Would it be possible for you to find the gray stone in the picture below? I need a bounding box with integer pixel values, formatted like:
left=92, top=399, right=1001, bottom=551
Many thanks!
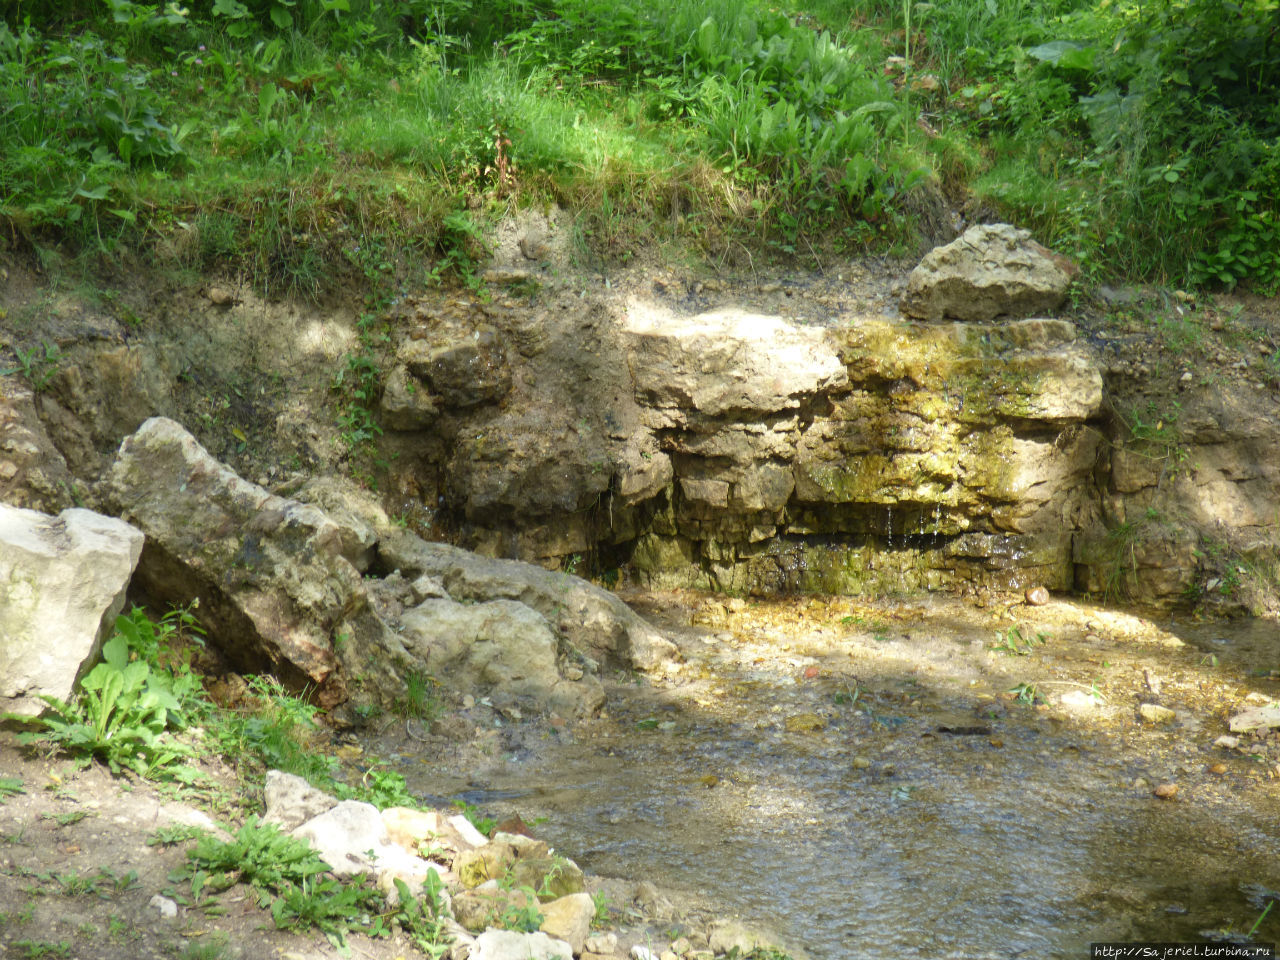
left=1138, top=703, right=1176, bottom=724
left=400, top=597, right=604, bottom=718
left=0, top=504, right=143, bottom=717
left=0, top=379, right=74, bottom=513
left=262, top=770, right=338, bottom=832
left=707, top=920, right=775, bottom=956
left=470, top=930, right=573, bottom=960
left=288, top=476, right=384, bottom=572
left=380, top=531, right=678, bottom=674
left=1229, top=706, right=1280, bottom=734
left=291, top=799, right=434, bottom=879
left=900, top=223, right=1076, bottom=321
left=380, top=364, right=439, bottom=431
left=399, top=325, right=511, bottom=409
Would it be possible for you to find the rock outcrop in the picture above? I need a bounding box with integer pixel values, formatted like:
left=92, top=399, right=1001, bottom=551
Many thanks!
left=899, top=223, right=1077, bottom=321
left=102, top=418, right=672, bottom=715
left=0, top=379, right=75, bottom=513
left=0, top=504, right=144, bottom=716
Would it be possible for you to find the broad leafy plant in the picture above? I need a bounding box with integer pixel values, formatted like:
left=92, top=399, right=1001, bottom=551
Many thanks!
left=16, top=631, right=189, bottom=777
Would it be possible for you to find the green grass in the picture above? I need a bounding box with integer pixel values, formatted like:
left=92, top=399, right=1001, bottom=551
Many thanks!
left=3, top=0, right=1278, bottom=298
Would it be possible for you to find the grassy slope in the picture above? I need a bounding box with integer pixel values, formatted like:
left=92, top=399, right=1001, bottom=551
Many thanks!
left=2, top=0, right=1279, bottom=296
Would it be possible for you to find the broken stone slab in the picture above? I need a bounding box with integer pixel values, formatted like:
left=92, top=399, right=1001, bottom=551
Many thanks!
left=379, top=530, right=678, bottom=673
left=624, top=307, right=849, bottom=423
left=105, top=417, right=364, bottom=706
left=900, top=223, right=1076, bottom=321
left=0, top=504, right=143, bottom=717
left=1229, top=705, right=1280, bottom=734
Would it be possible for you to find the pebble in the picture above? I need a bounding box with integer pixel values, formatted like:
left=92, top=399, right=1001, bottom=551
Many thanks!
left=632, top=947, right=659, bottom=960
left=1154, top=783, right=1179, bottom=800
left=1138, top=703, right=1176, bottom=724
left=1208, top=763, right=1227, bottom=775
left=149, top=894, right=178, bottom=919
left=1024, top=586, right=1050, bottom=606
left=852, top=756, right=871, bottom=770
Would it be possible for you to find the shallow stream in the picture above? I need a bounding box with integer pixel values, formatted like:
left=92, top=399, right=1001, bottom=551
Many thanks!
left=389, top=592, right=1280, bottom=959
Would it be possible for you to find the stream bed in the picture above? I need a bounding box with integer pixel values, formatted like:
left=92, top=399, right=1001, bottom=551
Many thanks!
left=378, top=592, right=1280, bottom=959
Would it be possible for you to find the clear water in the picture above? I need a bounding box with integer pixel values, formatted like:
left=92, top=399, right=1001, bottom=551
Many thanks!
left=396, top=599, right=1280, bottom=959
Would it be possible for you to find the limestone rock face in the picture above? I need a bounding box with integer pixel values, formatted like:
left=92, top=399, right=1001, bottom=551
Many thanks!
left=0, top=504, right=144, bottom=716
left=900, top=223, right=1076, bottom=321
left=0, top=379, right=74, bottom=513
left=105, top=417, right=361, bottom=704
left=626, top=308, right=848, bottom=424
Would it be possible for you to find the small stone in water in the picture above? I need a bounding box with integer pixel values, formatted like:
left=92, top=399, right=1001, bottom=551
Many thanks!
left=632, top=946, right=659, bottom=960
left=1139, top=703, right=1176, bottom=724
left=1154, top=782, right=1179, bottom=799
left=784, top=713, right=825, bottom=733
left=1025, top=586, right=1050, bottom=606
left=852, top=756, right=871, bottom=770
left=1208, top=763, right=1227, bottom=775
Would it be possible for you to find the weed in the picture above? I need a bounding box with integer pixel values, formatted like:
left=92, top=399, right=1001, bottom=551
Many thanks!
left=381, top=873, right=452, bottom=959
left=180, top=933, right=231, bottom=960
left=591, top=890, right=612, bottom=927
left=148, top=824, right=205, bottom=846
left=209, top=674, right=335, bottom=783
left=990, top=626, right=1047, bottom=657
left=396, top=669, right=440, bottom=722
left=0, top=776, right=24, bottom=801
left=41, top=810, right=91, bottom=827
left=1008, top=682, right=1043, bottom=705
left=832, top=684, right=860, bottom=708
left=1, top=341, right=62, bottom=391
left=335, top=765, right=417, bottom=811
left=13, top=627, right=194, bottom=779
left=452, top=799, right=497, bottom=837
left=179, top=816, right=330, bottom=896
left=11, top=942, right=71, bottom=960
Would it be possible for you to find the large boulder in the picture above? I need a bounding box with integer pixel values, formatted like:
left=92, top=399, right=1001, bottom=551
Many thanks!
left=400, top=597, right=605, bottom=719
left=105, top=417, right=363, bottom=705
left=900, top=223, right=1076, bottom=321
left=379, top=531, right=678, bottom=673
left=0, top=504, right=143, bottom=716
